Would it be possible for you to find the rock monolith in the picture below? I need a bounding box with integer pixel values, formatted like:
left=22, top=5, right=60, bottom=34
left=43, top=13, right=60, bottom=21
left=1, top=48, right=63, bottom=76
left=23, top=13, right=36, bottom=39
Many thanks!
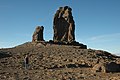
left=32, top=26, right=44, bottom=42
left=53, top=6, right=75, bottom=43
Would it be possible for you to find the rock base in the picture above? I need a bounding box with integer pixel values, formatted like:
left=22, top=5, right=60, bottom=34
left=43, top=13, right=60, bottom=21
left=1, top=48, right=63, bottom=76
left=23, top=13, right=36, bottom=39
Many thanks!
left=49, top=40, right=87, bottom=49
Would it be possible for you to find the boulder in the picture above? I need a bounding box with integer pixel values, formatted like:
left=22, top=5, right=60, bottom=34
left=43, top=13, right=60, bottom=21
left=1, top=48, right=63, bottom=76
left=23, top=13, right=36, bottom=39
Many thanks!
left=32, top=26, right=44, bottom=42
left=53, top=6, right=75, bottom=43
left=105, top=62, right=120, bottom=72
left=92, top=63, right=106, bottom=73
left=92, top=62, right=120, bottom=73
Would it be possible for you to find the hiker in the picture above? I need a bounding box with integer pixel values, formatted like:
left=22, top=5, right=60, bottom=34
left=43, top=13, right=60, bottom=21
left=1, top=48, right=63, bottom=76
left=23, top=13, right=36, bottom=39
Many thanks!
left=24, top=54, right=29, bottom=69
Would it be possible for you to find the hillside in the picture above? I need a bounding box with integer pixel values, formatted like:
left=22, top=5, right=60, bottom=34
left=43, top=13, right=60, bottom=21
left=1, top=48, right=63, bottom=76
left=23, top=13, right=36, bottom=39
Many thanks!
left=0, top=42, right=120, bottom=80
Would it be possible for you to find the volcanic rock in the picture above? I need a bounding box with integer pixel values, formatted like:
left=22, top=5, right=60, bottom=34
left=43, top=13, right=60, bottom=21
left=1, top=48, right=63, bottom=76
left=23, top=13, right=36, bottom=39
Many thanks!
left=53, top=6, right=75, bottom=43
left=92, top=62, right=120, bottom=73
left=92, top=63, right=106, bottom=73
left=32, top=26, right=44, bottom=42
left=105, top=62, right=120, bottom=72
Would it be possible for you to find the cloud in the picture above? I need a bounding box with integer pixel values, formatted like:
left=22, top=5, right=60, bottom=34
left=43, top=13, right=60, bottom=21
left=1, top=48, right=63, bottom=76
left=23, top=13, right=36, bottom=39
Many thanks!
left=116, top=53, right=120, bottom=56
left=89, top=33, right=120, bottom=42
left=82, top=33, right=120, bottom=56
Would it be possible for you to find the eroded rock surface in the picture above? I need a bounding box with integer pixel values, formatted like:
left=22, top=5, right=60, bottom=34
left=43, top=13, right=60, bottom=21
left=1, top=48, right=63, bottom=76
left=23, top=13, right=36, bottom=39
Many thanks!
left=53, top=6, right=75, bottom=43
left=32, top=26, right=44, bottom=42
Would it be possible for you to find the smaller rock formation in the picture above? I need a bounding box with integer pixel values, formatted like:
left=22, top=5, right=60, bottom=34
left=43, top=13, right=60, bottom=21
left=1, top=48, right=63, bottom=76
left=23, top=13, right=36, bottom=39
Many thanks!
left=32, top=26, right=44, bottom=42
left=92, top=62, right=120, bottom=73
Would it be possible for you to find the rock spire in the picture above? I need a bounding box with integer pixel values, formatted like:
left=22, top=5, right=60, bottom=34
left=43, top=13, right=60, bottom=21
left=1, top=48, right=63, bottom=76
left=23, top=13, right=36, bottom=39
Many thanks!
left=53, top=6, right=75, bottom=43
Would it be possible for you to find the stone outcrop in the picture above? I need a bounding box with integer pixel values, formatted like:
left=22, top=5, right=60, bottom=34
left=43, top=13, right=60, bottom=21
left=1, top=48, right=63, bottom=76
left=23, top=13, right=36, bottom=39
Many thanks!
left=49, top=40, right=87, bottom=49
left=105, top=62, right=120, bottom=72
left=31, top=6, right=87, bottom=49
left=92, top=62, right=120, bottom=73
left=32, top=26, right=44, bottom=42
left=53, top=6, right=75, bottom=43
left=92, top=63, right=106, bottom=73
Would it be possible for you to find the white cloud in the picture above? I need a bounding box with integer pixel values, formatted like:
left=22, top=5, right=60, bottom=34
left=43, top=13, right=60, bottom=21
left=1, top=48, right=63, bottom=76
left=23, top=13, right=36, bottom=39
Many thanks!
left=89, top=33, right=120, bottom=42
left=115, top=53, right=120, bottom=56
left=84, top=33, right=120, bottom=55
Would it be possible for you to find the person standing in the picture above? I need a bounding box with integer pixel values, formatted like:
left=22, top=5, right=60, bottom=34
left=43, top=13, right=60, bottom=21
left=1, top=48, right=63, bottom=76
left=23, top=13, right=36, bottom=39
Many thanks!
left=24, top=54, right=29, bottom=70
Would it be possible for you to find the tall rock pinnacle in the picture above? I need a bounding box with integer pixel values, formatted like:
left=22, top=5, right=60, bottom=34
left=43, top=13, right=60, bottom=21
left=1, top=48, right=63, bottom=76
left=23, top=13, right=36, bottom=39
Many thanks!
left=53, top=6, right=75, bottom=43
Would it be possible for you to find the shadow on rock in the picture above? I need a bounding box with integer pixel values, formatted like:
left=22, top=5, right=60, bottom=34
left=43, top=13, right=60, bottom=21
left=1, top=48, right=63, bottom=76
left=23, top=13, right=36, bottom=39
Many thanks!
left=0, top=52, right=12, bottom=59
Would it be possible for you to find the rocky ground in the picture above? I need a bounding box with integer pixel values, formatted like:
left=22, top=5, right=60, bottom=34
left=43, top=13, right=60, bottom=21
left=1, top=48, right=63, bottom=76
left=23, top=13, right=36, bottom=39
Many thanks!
left=0, top=42, right=120, bottom=80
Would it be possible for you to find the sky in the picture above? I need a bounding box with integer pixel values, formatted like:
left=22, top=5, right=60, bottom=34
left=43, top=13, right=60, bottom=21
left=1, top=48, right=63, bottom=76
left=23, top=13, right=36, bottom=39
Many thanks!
left=0, top=0, right=120, bottom=55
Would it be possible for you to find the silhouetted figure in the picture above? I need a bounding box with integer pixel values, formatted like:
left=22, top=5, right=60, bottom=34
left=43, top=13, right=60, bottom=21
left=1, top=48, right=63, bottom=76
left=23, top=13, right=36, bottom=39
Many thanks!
left=24, top=54, right=29, bottom=69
